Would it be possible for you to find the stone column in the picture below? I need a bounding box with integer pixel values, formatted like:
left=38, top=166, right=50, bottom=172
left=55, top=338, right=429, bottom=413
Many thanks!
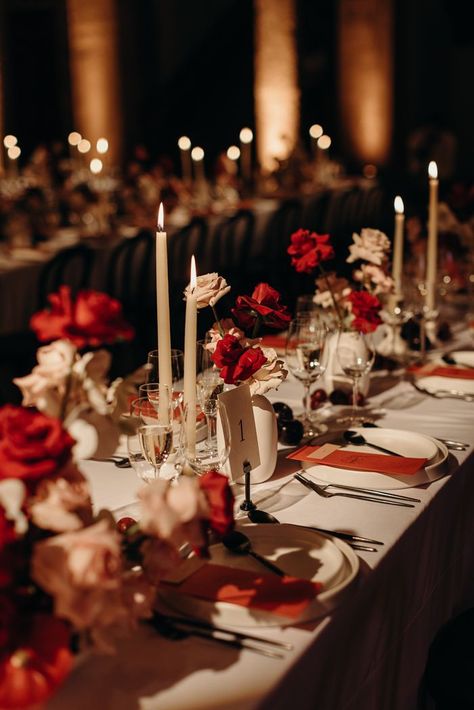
left=338, top=0, right=393, bottom=165
left=66, top=0, right=122, bottom=165
left=254, top=0, right=300, bottom=173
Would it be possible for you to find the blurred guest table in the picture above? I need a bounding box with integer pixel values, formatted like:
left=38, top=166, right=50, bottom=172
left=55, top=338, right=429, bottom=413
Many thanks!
left=46, top=357, right=474, bottom=710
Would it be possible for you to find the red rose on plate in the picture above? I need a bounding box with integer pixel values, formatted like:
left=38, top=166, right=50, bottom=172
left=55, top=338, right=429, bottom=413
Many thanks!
left=0, top=614, right=72, bottom=710
left=347, top=290, right=382, bottom=333
left=0, top=406, right=75, bottom=483
left=288, top=229, right=334, bottom=274
left=211, top=335, right=267, bottom=385
left=199, top=470, right=234, bottom=536
left=30, top=286, right=135, bottom=348
left=231, top=283, right=291, bottom=331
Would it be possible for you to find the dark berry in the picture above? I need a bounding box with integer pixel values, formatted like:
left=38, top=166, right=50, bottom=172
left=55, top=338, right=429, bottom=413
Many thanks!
left=278, top=419, right=304, bottom=445
left=117, top=516, right=137, bottom=533
left=272, top=401, right=294, bottom=422
left=310, top=388, right=327, bottom=409
left=329, top=389, right=350, bottom=405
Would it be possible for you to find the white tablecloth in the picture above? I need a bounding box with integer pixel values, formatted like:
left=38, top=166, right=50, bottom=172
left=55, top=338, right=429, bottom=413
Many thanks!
left=47, top=371, right=474, bottom=710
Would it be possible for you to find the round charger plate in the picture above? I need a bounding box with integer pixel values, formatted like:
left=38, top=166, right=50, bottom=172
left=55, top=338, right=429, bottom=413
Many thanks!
left=305, top=427, right=449, bottom=490
left=159, top=523, right=359, bottom=627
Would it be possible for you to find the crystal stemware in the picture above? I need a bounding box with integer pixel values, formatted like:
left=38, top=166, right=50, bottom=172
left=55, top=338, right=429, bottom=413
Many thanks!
left=138, top=423, right=174, bottom=480
left=336, top=329, right=375, bottom=425
left=182, top=399, right=231, bottom=476
left=285, top=315, right=328, bottom=437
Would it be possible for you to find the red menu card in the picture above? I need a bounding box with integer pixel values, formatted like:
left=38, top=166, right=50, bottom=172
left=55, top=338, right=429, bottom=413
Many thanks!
left=288, top=443, right=427, bottom=475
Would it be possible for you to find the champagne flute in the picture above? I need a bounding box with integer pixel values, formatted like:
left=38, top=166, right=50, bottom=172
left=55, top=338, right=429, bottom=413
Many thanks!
left=285, top=315, right=328, bottom=437
left=197, top=340, right=224, bottom=451
left=138, top=424, right=174, bottom=480
left=336, top=329, right=375, bottom=425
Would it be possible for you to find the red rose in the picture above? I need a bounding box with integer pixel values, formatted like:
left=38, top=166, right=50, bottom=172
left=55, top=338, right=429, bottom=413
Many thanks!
left=211, top=335, right=267, bottom=385
left=231, top=283, right=291, bottom=332
left=199, top=470, right=234, bottom=536
left=0, top=614, right=72, bottom=710
left=287, top=229, right=334, bottom=274
left=0, top=406, right=75, bottom=484
left=347, top=290, right=382, bottom=333
left=30, top=286, right=135, bottom=348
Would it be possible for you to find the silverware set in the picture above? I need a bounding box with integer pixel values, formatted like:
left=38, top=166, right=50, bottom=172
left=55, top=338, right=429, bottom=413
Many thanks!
left=294, top=471, right=419, bottom=508
left=149, top=611, right=292, bottom=658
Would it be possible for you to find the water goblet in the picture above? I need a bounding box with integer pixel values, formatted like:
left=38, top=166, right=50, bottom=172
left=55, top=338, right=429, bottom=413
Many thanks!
left=182, top=400, right=231, bottom=476
left=336, top=329, right=375, bottom=425
left=146, top=349, right=184, bottom=387
left=285, top=315, right=328, bottom=437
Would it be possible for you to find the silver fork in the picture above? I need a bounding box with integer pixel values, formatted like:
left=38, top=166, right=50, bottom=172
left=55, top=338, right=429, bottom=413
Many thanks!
left=294, top=473, right=416, bottom=507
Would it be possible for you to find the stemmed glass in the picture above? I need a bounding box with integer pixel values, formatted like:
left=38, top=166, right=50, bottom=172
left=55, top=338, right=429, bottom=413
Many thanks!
left=182, top=399, right=231, bottom=476
left=336, top=329, right=375, bottom=425
left=285, top=315, right=328, bottom=437
left=197, top=340, right=225, bottom=452
left=137, top=423, right=174, bottom=480
left=146, top=349, right=184, bottom=387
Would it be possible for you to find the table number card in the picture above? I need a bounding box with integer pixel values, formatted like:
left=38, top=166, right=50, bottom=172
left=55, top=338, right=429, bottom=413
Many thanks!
left=218, top=384, right=260, bottom=481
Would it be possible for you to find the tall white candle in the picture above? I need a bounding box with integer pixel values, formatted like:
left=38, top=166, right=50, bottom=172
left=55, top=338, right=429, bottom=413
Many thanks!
left=191, top=146, right=205, bottom=185
left=156, top=203, right=172, bottom=420
left=392, top=196, right=405, bottom=296
left=239, top=127, right=253, bottom=181
left=425, top=161, right=439, bottom=311
left=183, top=256, right=197, bottom=454
left=178, top=136, right=192, bottom=183
left=309, top=124, right=323, bottom=160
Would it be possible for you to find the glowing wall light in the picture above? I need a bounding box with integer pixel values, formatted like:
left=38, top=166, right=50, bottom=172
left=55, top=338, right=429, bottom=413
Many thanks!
left=338, top=0, right=393, bottom=165
left=254, top=0, right=300, bottom=173
left=66, top=0, right=122, bottom=165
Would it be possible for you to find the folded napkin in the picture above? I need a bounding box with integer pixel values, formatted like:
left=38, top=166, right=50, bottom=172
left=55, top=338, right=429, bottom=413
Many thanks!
left=162, top=562, right=322, bottom=619
left=409, top=363, right=474, bottom=381
left=288, top=443, right=427, bottom=475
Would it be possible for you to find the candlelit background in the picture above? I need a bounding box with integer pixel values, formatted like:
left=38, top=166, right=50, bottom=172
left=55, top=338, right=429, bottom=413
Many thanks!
left=0, top=0, right=472, bottom=404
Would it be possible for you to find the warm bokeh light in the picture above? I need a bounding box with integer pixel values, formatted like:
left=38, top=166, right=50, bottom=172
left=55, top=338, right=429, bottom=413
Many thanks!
left=190, top=255, right=197, bottom=290
left=227, top=145, right=241, bottom=160
left=394, top=196, right=404, bottom=214
left=96, top=138, right=108, bottom=154
left=157, top=202, right=164, bottom=231
left=254, top=0, right=299, bottom=172
left=362, top=164, right=377, bottom=179
left=309, top=124, right=323, bottom=139
left=428, top=161, right=438, bottom=179
left=239, top=128, right=253, bottom=144
left=89, top=158, right=103, bottom=174
left=3, top=135, right=18, bottom=149
left=7, top=146, right=21, bottom=160
left=178, top=136, right=191, bottom=151
left=338, top=0, right=393, bottom=164
left=317, top=135, right=331, bottom=150
left=191, top=146, right=204, bottom=161
left=68, top=131, right=82, bottom=146
left=77, top=138, right=91, bottom=153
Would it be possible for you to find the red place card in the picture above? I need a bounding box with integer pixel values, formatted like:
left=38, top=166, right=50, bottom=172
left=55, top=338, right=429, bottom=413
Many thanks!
left=163, top=563, right=322, bottom=619
left=287, top=444, right=427, bottom=475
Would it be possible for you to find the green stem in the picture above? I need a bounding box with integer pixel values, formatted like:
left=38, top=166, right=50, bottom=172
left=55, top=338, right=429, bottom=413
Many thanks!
left=211, top=304, right=224, bottom=336
left=318, top=264, right=344, bottom=328
left=60, top=361, right=74, bottom=422
left=251, top=313, right=263, bottom=339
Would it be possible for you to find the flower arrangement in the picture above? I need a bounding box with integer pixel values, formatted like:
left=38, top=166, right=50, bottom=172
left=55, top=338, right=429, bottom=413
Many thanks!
left=288, top=227, right=394, bottom=333
left=14, top=287, right=140, bottom=457
left=0, top=405, right=234, bottom=709
left=185, top=277, right=290, bottom=394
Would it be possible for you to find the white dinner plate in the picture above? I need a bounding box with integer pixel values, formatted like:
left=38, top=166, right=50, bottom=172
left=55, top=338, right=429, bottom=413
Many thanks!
left=448, top=351, right=474, bottom=368
left=416, top=375, right=474, bottom=396
left=159, top=523, right=359, bottom=627
left=305, top=427, right=449, bottom=490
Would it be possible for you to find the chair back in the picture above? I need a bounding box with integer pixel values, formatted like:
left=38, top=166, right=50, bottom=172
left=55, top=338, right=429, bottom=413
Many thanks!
left=106, top=230, right=154, bottom=312
left=37, top=244, right=94, bottom=308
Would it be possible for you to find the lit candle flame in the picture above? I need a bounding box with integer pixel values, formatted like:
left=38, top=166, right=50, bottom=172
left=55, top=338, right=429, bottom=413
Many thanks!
left=309, top=124, right=323, bottom=139
left=190, top=255, right=197, bottom=291
left=157, top=203, right=164, bottom=232
left=3, top=135, right=18, bottom=149
left=191, top=146, right=204, bottom=161
left=178, top=136, right=191, bottom=151
left=239, top=127, right=253, bottom=144
left=428, top=161, right=438, bottom=180
left=317, top=135, right=331, bottom=150
left=227, top=145, right=240, bottom=160
left=394, top=196, right=404, bottom=214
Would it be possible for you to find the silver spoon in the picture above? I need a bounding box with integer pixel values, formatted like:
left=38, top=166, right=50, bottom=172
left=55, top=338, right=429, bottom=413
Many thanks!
left=222, top=530, right=286, bottom=576
left=343, top=430, right=402, bottom=457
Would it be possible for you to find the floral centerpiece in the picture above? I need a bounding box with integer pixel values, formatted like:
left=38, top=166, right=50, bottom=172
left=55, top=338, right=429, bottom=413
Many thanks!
left=0, top=404, right=234, bottom=709
left=14, top=286, right=141, bottom=458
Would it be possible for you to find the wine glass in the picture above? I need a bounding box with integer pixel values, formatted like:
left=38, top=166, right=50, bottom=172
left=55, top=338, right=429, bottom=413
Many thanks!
left=285, top=315, right=328, bottom=437
left=126, top=432, right=155, bottom=484
left=197, top=340, right=225, bottom=451
left=138, top=423, right=174, bottom=480
left=182, top=399, right=231, bottom=476
left=137, top=382, right=172, bottom=426
left=336, top=329, right=375, bottom=425
left=146, top=349, right=184, bottom=387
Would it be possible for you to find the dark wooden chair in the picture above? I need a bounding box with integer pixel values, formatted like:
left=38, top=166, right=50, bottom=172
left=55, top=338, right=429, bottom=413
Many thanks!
left=37, top=243, right=94, bottom=308
left=210, top=209, right=255, bottom=293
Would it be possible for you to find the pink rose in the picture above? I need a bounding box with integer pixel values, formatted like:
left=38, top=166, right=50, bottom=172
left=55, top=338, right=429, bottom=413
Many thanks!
left=138, top=478, right=209, bottom=549
left=183, top=272, right=230, bottom=309
left=29, top=464, right=93, bottom=532
left=31, top=519, right=124, bottom=629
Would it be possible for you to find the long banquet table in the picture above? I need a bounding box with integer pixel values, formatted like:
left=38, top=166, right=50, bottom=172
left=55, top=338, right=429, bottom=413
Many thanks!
left=46, top=343, right=474, bottom=710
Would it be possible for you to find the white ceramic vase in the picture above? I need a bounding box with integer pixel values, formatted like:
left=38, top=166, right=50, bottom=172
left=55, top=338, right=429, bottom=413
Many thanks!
left=320, top=330, right=370, bottom=396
